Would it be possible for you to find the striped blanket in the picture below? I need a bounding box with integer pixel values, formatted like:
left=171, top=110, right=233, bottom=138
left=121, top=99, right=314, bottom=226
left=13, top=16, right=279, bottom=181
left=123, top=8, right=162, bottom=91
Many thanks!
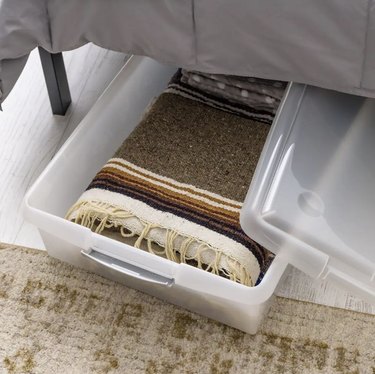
left=66, top=92, right=274, bottom=286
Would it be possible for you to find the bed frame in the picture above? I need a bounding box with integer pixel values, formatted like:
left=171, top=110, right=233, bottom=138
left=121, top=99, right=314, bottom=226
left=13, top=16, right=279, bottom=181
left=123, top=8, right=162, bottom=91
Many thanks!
left=38, top=47, right=71, bottom=116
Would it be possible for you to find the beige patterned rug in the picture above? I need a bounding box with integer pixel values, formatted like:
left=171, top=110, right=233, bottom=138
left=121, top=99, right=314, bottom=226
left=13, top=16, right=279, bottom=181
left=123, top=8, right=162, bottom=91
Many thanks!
left=0, top=243, right=374, bottom=374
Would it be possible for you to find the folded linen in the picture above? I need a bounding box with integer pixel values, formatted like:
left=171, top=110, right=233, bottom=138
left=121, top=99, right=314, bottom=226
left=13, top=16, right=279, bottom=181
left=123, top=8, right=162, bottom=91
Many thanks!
left=66, top=93, right=274, bottom=286
left=165, top=70, right=281, bottom=125
left=181, top=69, right=286, bottom=114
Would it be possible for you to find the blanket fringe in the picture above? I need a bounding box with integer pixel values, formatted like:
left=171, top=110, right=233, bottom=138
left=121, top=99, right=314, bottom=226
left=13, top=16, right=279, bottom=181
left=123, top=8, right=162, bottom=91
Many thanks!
left=66, top=200, right=253, bottom=286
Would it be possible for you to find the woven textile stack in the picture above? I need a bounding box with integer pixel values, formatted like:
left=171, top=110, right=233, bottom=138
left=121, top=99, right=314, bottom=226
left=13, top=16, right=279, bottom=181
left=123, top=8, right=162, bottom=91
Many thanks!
left=66, top=71, right=286, bottom=286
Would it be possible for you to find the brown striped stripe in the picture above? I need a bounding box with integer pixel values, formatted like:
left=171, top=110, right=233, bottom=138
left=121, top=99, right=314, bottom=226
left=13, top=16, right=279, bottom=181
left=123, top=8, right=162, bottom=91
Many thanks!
left=100, top=167, right=239, bottom=220
left=96, top=171, right=239, bottom=228
left=98, top=168, right=240, bottom=225
left=89, top=178, right=266, bottom=264
left=109, top=160, right=242, bottom=209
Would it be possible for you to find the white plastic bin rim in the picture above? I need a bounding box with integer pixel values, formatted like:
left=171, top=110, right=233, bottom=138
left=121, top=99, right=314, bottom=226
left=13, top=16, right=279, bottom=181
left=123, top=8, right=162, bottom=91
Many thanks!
left=241, top=83, right=375, bottom=304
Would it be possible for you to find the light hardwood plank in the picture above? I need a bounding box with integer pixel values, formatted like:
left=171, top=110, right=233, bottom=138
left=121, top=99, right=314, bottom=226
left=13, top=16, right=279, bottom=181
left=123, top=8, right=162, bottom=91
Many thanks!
left=0, top=44, right=126, bottom=247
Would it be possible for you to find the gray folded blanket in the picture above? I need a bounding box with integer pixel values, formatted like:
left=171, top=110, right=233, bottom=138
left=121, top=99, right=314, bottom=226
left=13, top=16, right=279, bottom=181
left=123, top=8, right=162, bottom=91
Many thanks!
left=166, top=69, right=285, bottom=125
left=181, top=69, right=286, bottom=114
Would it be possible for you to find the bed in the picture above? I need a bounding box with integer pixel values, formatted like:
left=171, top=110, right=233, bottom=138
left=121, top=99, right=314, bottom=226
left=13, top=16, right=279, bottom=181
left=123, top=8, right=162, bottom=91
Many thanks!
left=0, top=0, right=374, bottom=106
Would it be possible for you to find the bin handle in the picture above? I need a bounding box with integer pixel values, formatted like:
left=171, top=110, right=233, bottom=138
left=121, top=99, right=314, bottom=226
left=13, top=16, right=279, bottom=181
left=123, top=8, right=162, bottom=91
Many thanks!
left=81, top=248, right=174, bottom=287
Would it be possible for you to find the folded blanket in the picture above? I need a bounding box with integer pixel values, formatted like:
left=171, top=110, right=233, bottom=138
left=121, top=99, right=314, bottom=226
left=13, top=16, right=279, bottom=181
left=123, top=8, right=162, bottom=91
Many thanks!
left=181, top=69, right=286, bottom=114
left=165, top=70, right=280, bottom=125
left=66, top=93, right=274, bottom=286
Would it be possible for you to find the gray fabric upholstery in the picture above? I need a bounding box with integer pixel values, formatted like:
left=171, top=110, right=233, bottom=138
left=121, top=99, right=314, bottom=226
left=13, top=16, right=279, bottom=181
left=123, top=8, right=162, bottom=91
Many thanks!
left=0, top=0, right=374, bottom=103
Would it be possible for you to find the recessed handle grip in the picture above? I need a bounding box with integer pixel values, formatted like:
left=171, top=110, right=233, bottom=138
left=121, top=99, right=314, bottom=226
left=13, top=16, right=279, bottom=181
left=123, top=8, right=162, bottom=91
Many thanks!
left=81, top=248, right=174, bottom=287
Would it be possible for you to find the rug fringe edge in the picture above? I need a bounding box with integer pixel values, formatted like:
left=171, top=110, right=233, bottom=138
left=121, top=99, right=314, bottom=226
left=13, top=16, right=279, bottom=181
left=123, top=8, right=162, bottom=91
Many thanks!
left=66, top=200, right=254, bottom=286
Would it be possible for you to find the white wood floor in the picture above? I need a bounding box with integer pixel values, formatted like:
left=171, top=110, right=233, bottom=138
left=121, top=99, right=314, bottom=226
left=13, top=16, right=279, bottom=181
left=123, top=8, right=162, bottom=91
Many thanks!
left=0, top=45, right=126, bottom=248
left=0, top=44, right=373, bottom=315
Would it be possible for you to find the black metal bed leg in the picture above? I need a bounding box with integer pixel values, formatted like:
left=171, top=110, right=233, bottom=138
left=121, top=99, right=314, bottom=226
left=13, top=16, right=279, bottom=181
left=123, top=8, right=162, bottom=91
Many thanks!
left=38, top=47, right=71, bottom=116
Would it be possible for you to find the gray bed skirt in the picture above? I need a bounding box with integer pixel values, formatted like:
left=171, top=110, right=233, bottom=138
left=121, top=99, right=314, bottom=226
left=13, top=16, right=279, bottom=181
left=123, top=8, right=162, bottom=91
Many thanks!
left=1, top=0, right=374, bottom=104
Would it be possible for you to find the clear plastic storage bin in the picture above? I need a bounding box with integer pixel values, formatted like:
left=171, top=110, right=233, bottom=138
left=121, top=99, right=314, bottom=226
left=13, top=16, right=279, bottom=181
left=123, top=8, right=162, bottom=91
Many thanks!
left=24, top=56, right=374, bottom=334
left=23, top=57, right=289, bottom=334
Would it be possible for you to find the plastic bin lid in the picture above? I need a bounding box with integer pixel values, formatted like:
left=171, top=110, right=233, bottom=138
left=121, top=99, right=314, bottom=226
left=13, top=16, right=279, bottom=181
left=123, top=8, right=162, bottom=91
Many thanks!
left=241, top=83, right=375, bottom=303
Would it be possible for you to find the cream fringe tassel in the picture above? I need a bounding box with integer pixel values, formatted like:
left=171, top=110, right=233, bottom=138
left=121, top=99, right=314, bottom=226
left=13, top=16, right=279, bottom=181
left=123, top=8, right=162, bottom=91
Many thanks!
left=66, top=200, right=253, bottom=286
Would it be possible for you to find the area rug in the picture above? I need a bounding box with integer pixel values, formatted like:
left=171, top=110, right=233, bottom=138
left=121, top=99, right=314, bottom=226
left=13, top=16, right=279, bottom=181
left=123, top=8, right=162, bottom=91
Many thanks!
left=0, top=244, right=374, bottom=374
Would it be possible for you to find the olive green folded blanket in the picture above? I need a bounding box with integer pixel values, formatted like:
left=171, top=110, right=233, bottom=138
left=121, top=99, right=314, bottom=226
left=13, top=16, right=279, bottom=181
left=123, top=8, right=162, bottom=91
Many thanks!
left=66, top=93, right=274, bottom=286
